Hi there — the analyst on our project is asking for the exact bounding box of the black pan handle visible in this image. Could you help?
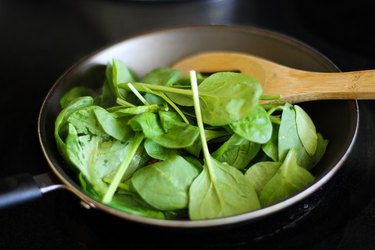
[0,173,62,209]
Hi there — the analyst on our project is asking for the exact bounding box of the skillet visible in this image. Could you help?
[0,25,358,229]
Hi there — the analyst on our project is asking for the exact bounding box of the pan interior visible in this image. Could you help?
[38,25,358,227]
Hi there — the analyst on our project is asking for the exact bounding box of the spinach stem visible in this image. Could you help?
[119,82,192,96]
[127,83,149,105]
[120,82,190,124]
[190,70,214,174]
[155,92,190,124]
[260,94,282,100]
[266,105,284,116]
[102,133,144,203]
[116,97,136,107]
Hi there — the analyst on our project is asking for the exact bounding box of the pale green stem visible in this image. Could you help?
[190,70,214,174]
[156,91,190,124]
[260,94,282,100]
[120,82,190,124]
[116,97,136,107]
[127,83,149,105]
[266,105,285,116]
[119,82,192,96]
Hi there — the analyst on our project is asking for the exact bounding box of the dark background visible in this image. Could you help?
[1,0,375,249]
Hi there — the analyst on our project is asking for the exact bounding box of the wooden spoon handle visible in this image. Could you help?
[277,70,375,103]
[173,51,375,103]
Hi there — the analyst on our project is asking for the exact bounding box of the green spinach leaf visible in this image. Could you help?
[110,191,166,219]
[259,149,315,207]
[188,71,260,220]
[128,111,199,148]
[197,72,263,126]
[229,104,272,144]
[212,133,260,170]
[261,123,279,161]
[245,161,281,195]
[295,105,318,156]
[144,138,178,161]
[131,154,199,210]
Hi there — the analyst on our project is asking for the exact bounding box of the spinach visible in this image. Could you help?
[261,123,279,161]
[102,132,144,203]
[119,71,263,126]
[109,191,166,219]
[212,133,260,170]
[143,138,177,160]
[55,96,94,157]
[229,104,272,144]
[65,121,134,196]
[59,86,98,109]
[278,103,328,170]
[189,157,261,219]
[110,104,159,116]
[245,161,281,195]
[295,105,318,156]
[259,149,315,206]
[142,67,182,87]
[131,154,199,210]
[54,59,328,221]
[101,59,137,106]
[196,72,263,126]
[93,106,132,141]
[188,71,260,219]
[128,111,199,148]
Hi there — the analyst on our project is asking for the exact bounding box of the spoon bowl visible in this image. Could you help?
[172,51,375,103]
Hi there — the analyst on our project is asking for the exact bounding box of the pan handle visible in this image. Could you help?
[0,172,63,209]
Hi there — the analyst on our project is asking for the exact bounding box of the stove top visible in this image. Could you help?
[1,0,375,249]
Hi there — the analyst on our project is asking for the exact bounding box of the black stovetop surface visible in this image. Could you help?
[1,0,375,249]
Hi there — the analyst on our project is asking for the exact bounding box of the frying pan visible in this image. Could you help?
[0,25,358,229]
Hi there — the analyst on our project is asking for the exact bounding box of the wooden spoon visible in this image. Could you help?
[172,51,375,103]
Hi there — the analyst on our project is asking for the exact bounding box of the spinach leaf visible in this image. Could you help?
[93,107,133,141]
[142,67,194,106]
[212,133,260,170]
[108,59,137,96]
[144,138,178,161]
[142,67,181,86]
[229,104,272,144]
[101,59,137,106]
[54,96,94,156]
[296,133,328,171]
[131,154,199,210]
[245,161,281,195]
[110,191,166,219]
[295,105,318,156]
[60,102,146,199]
[278,103,301,162]
[261,123,279,162]
[189,156,260,219]
[197,72,263,126]
[67,106,105,136]
[59,86,98,109]
[128,111,199,148]
[102,133,144,203]
[278,103,327,170]
[109,104,160,117]
[259,149,315,207]
[120,72,263,126]
[143,92,165,105]
[65,124,133,196]
[188,71,260,220]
